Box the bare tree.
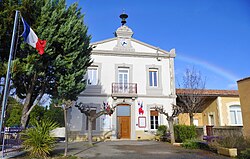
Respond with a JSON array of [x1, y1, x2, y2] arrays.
[[75, 102, 116, 146], [177, 67, 206, 125], [154, 104, 183, 143], [54, 99, 73, 157]]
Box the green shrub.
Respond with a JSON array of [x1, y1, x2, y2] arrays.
[[182, 139, 199, 149], [22, 119, 59, 158], [182, 139, 209, 149], [156, 125, 167, 136], [174, 125, 196, 142], [239, 148, 250, 159]]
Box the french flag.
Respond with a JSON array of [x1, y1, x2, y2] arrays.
[[21, 17, 46, 55]]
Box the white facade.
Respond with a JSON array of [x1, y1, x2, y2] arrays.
[[68, 17, 176, 140]]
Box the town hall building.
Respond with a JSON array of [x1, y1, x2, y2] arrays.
[[68, 13, 176, 140]]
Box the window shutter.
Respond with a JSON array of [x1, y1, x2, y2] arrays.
[[150, 110, 158, 116]]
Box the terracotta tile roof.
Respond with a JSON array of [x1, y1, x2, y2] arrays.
[[176, 89, 239, 97]]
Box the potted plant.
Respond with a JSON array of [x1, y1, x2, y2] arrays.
[[215, 135, 240, 157]]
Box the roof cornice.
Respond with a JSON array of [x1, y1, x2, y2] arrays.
[[91, 49, 176, 58], [131, 38, 169, 54], [90, 37, 117, 46]]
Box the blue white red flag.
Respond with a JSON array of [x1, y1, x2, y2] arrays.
[[21, 17, 46, 55]]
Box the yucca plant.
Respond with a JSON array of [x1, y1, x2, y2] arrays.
[[22, 119, 59, 158]]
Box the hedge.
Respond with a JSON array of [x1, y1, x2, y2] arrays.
[[174, 124, 197, 142]]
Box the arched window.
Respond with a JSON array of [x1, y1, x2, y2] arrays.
[[229, 105, 242, 125]]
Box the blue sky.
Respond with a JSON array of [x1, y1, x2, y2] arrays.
[[68, 0, 250, 90]]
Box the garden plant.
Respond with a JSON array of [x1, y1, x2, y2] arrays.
[[22, 119, 59, 158]]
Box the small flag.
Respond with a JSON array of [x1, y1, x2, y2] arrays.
[[21, 17, 46, 55]]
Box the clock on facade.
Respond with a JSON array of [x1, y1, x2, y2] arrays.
[[121, 39, 128, 46]]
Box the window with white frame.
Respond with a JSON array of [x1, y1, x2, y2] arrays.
[[229, 105, 242, 125], [87, 66, 98, 85], [150, 110, 159, 129], [118, 68, 129, 92], [149, 68, 158, 87]]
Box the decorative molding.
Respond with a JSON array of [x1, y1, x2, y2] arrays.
[[86, 62, 102, 85], [90, 37, 117, 46], [90, 38, 176, 58], [131, 38, 175, 56], [115, 25, 133, 38], [146, 65, 163, 95], [115, 63, 133, 83], [78, 93, 176, 99], [92, 49, 175, 58], [112, 25, 135, 52], [147, 104, 164, 131], [169, 58, 176, 96], [82, 63, 103, 94]]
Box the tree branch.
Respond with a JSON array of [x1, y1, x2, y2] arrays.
[[26, 80, 45, 116], [75, 102, 116, 120]]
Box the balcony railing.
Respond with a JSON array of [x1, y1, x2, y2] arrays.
[[112, 83, 137, 94]]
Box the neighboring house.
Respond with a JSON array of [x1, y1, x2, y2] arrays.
[[68, 13, 176, 140], [237, 77, 250, 138], [177, 89, 242, 127]]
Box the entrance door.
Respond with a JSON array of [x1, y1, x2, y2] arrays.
[[117, 105, 131, 139], [118, 68, 129, 93], [118, 116, 130, 139]]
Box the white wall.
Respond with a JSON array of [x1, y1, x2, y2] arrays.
[[92, 54, 172, 96], [135, 97, 175, 131]]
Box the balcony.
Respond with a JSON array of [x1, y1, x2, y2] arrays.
[[111, 83, 138, 99]]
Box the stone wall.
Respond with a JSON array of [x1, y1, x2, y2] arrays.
[[213, 126, 243, 137], [195, 126, 243, 139]]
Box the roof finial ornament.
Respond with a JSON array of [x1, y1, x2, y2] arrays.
[[119, 10, 128, 26]]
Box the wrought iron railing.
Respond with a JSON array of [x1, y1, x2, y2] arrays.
[[112, 83, 137, 94]]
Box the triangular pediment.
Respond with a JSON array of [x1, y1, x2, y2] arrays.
[[91, 38, 117, 51], [90, 37, 175, 58]]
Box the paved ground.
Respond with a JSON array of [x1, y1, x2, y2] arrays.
[[53, 140, 231, 159]]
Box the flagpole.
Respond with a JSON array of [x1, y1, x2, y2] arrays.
[[0, 10, 19, 157]]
